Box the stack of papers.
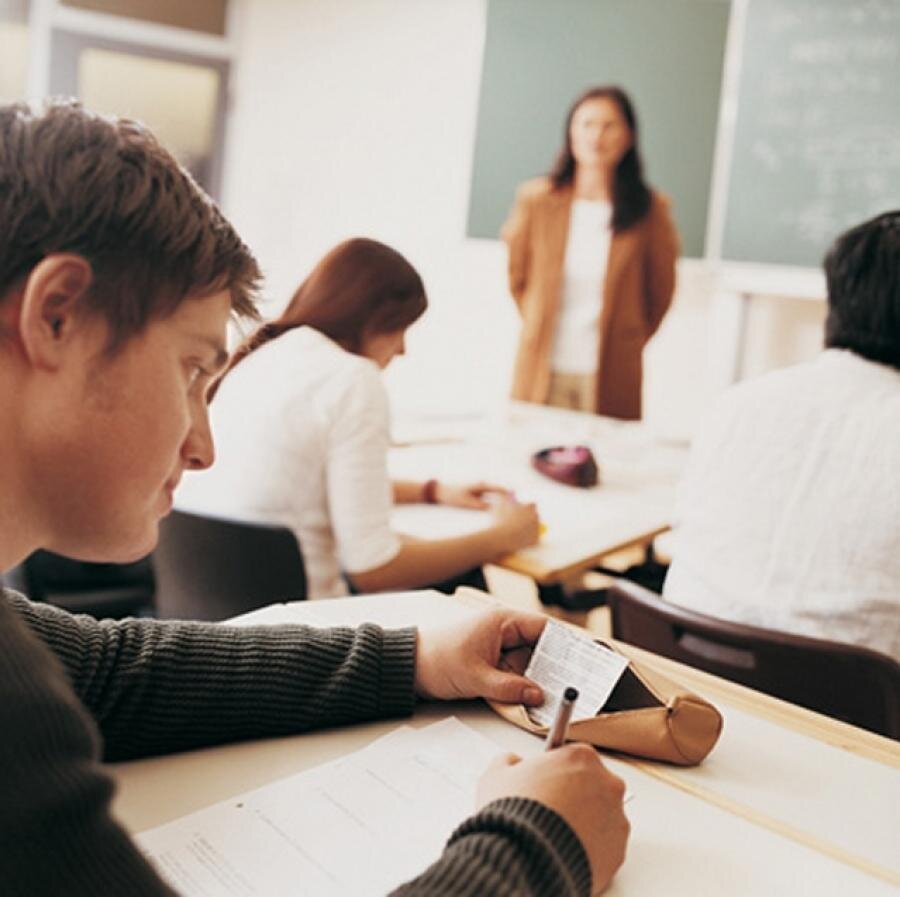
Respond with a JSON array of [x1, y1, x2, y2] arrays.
[[138, 719, 505, 896]]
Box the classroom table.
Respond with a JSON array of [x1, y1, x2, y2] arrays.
[[389, 401, 688, 591], [110, 591, 900, 897]]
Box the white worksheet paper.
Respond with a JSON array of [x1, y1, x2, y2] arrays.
[[137, 718, 505, 896], [525, 619, 630, 727]]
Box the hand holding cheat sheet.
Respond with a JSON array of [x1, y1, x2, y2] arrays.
[[415, 607, 546, 705]]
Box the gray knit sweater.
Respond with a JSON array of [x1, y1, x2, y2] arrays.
[[0, 590, 590, 896]]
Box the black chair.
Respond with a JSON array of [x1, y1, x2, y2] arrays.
[[607, 579, 900, 740], [7, 550, 155, 619], [153, 509, 307, 621], [541, 543, 669, 611]]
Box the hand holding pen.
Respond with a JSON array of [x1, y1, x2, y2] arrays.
[[476, 691, 630, 894], [543, 685, 635, 803]]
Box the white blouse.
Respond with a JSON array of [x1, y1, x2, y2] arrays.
[[176, 326, 401, 599], [550, 198, 613, 374]]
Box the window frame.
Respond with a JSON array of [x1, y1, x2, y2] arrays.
[[24, 0, 238, 200]]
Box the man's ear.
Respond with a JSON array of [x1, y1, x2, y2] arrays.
[[18, 254, 95, 370]]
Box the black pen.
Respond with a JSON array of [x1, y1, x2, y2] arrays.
[[544, 686, 579, 751]]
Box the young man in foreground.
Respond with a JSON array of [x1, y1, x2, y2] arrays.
[[0, 101, 629, 896]]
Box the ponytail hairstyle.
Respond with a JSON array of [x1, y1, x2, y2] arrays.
[[211, 237, 427, 398], [548, 85, 652, 232]]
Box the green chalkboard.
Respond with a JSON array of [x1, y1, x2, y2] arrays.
[[467, 0, 731, 258], [721, 0, 900, 268]]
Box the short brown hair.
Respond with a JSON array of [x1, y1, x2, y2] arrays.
[[213, 237, 426, 396], [0, 100, 261, 348]]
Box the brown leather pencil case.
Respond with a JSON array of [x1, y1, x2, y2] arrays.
[[489, 641, 723, 765]]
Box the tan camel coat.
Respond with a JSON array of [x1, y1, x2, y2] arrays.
[[502, 178, 679, 420]]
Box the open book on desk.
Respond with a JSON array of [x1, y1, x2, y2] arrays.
[[137, 718, 504, 897]]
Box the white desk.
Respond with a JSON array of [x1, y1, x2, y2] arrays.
[[389, 402, 687, 584], [110, 592, 900, 896]]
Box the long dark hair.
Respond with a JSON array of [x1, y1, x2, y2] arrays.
[[548, 86, 652, 232], [211, 238, 427, 397]]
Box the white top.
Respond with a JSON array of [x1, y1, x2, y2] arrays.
[[176, 327, 401, 599], [665, 350, 900, 661], [550, 199, 612, 374]]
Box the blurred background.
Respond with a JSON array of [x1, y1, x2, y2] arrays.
[[1, 0, 834, 441]]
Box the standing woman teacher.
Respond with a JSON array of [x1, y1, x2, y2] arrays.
[[502, 85, 680, 420]]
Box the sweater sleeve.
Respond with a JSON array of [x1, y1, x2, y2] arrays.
[[2, 591, 592, 896], [1, 591, 181, 897], [7, 591, 417, 761], [391, 798, 592, 897]]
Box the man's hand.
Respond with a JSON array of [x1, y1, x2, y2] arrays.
[[436, 481, 512, 510], [477, 746, 630, 895], [414, 608, 546, 705]]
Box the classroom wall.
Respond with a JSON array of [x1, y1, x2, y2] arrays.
[[222, 0, 826, 442]]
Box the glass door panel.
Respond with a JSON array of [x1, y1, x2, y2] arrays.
[[0, 0, 30, 102], [49, 30, 228, 197]]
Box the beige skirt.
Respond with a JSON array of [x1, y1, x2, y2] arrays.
[[546, 371, 597, 413]]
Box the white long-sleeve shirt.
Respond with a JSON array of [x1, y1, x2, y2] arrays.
[[177, 327, 400, 599], [665, 350, 900, 661], [550, 199, 612, 374]]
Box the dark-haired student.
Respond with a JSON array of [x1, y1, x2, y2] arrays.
[[0, 100, 629, 897], [665, 211, 900, 661], [178, 237, 540, 600], [502, 85, 680, 420]]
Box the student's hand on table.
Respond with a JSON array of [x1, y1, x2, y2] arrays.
[[477, 746, 630, 895], [415, 608, 546, 705], [490, 498, 541, 553], [436, 481, 512, 509]]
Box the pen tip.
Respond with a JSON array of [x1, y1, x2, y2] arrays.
[[564, 686, 579, 701]]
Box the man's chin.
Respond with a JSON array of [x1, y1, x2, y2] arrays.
[[112, 541, 157, 564], [46, 526, 158, 565]]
